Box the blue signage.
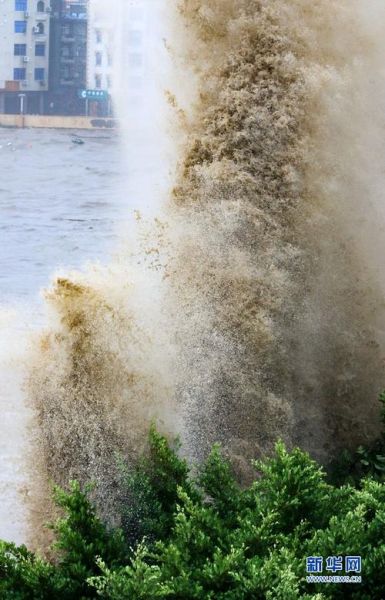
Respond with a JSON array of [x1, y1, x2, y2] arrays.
[[79, 89, 108, 101]]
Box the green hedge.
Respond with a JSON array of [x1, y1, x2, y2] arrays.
[[1, 426, 385, 599]]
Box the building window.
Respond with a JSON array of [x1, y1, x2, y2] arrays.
[[129, 6, 143, 21], [13, 68, 26, 80], [35, 22, 44, 34], [15, 0, 27, 10], [95, 52, 102, 66], [34, 67, 45, 80], [129, 76, 142, 90], [128, 30, 142, 46], [62, 24, 72, 36], [14, 20, 27, 33], [95, 74, 102, 89], [37, 0, 44, 11], [61, 65, 70, 80], [77, 44, 86, 59], [128, 53, 142, 67], [14, 43, 27, 56], [35, 42, 45, 56], [95, 30, 102, 44], [107, 76, 112, 89], [61, 45, 71, 58]]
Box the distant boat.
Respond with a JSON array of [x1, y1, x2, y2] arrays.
[[71, 135, 85, 145]]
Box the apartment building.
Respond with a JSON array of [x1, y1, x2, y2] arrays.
[[87, 1, 112, 94], [48, 0, 87, 115], [0, 0, 51, 114], [49, 0, 113, 117], [0, 0, 118, 117]]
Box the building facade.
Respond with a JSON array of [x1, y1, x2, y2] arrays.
[[86, 1, 115, 117], [0, 0, 51, 114], [48, 0, 87, 115], [0, 0, 118, 116]]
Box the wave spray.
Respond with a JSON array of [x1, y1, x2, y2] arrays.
[[24, 0, 385, 543]]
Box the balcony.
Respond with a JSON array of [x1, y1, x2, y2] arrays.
[[62, 13, 87, 21], [33, 27, 47, 39]]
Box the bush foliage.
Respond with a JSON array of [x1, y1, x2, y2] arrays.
[[1, 425, 385, 599]]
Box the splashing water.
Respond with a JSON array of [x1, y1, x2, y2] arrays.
[[2, 0, 385, 545], [0, 307, 33, 544], [26, 0, 182, 545], [167, 0, 385, 472]]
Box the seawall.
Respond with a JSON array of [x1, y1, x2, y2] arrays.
[[0, 114, 117, 130]]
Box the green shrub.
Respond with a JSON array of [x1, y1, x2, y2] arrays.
[[90, 439, 385, 599], [2, 428, 385, 599], [328, 391, 385, 487], [0, 481, 126, 599], [51, 481, 127, 597], [120, 425, 198, 546], [0, 542, 60, 600]]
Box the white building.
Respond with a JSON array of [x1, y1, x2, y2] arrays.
[[0, 0, 51, 113], [85, 0, 147, 116], [86, 0, 114, 97], [114, 0, 157, 111]]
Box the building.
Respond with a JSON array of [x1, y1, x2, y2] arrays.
[[0, 0, 118, 117], [119, 0, 162, 113], [0, 0, 51, 114], [48, 0, 87, 115], [86, 0, 115, 117]]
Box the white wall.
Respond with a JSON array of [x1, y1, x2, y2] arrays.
[[86, 0, 115, 92], [0, 0, 50, 92]]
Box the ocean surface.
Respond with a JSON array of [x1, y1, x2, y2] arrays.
[[0, 128, 127, 303]]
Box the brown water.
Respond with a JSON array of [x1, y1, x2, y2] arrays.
[[167, 0, 385, 470]]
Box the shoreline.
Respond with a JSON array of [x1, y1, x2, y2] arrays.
[[0, 114, 118, 130]]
